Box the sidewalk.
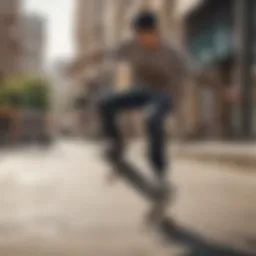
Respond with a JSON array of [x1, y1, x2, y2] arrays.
[[173, 142, 256, 169]]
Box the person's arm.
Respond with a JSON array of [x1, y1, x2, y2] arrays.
[[110, 40, 133, 91], [114, 61, 132, 91], [69, 40, 133, 88]]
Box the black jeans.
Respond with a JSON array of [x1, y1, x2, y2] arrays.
[[98, 87, 171, 179]]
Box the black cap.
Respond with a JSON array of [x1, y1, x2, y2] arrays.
[[132, 10, 158, 31]]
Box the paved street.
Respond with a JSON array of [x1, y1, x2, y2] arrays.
[[0, 141, 255, 255]]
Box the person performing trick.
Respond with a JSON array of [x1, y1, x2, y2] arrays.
[[98, 10, 191, 225]]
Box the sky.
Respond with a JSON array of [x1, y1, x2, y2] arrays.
[[24, 0, 75, 66]]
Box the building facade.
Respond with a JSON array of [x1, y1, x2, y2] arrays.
[[0, 0, 21, 79], [181, 0, 256, 139], [0, 0, 22, 144], [21, 14, 46, 76]]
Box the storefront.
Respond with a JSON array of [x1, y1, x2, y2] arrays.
[[187, 1, 234, 67], [185, 0, 238, 139]]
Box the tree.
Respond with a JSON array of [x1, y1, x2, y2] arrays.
[[0, 76, 50, 111]]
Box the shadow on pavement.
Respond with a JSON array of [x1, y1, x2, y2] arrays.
[[241, 238, 256, 252], [160, 220, 255, 256], [102, 158, 255, 255]]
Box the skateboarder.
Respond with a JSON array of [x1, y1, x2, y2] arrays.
[[98, 11, 191, 222]]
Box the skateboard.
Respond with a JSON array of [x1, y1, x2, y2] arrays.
[[108, 159, 174, 226], [109, 159, 167, 201]]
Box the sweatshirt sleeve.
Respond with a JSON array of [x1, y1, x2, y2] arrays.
[[110, 40, 134, 61]]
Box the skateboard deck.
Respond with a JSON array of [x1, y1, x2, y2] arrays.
[[109, 159, 166, 202], [108, 159, 177, 234]]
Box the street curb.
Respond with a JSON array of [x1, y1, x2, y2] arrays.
[[173, 150, 256, 169]]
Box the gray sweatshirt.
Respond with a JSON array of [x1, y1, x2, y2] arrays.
[[113, 39, 192, 106]]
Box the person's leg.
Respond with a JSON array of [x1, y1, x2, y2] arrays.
[[98, 88, 150, 160], [145, 92, 173, 224], [146, 92, 171, 181]]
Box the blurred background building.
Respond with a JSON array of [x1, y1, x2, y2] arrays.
[[0, 0, 22, 144], [0, 1, 46, 79], [21, 14, 46, 76], [0, 0, 50, 146], [0, 0, 22, 79], [50, 59, 75, 136], [182, 0, 255, 140]]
